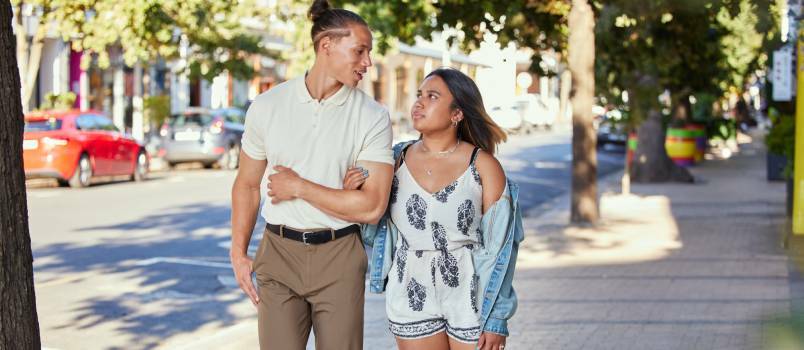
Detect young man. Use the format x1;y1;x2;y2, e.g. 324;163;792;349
229;2;393;349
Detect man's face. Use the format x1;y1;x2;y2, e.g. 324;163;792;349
325;24;373;88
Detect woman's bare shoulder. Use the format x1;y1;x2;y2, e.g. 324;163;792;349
475;150;505;201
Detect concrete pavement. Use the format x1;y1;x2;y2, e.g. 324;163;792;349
509;132;800;349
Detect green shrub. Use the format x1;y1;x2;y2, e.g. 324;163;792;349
765;107;795;177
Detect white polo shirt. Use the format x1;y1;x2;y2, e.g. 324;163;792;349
241;75;393;230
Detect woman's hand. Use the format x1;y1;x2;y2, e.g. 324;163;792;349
343;166;369;190
477;332;506;350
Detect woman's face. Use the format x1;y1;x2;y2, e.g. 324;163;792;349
410;75;460;133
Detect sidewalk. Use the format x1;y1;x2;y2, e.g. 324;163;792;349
156;134;800;350
510;134;801;349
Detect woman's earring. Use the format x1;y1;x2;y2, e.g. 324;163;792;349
452;120;458;127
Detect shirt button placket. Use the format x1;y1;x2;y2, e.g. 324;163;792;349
313;103;322;128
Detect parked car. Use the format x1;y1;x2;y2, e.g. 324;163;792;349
515;94;558;131
23;109;149;188
596;116;628;149
488;104;524;133
160;107;244;169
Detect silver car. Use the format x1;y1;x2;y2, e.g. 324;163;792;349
160;107;244;169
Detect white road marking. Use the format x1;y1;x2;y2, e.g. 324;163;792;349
506;174;559;186
534;161;567;169
217;274;238;288
167;176;186;183
134;257;230;269
29;191;62;199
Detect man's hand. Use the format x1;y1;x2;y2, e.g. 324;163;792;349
231;253;259;306
267;165;303;204
343;166;369;190
477;332;506;350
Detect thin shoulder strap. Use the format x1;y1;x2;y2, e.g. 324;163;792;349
469;147;480;166
398;143;414;169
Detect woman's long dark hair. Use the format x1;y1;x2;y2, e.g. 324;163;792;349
308;0;367;52
425;67;507;154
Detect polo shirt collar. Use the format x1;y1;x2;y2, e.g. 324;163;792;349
295;74;352;106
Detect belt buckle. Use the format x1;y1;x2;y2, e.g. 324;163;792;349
302;231;313;245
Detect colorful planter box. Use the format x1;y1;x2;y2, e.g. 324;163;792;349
666;125;705;167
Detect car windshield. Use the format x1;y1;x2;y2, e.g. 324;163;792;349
24;119;62;132
169;113;214;127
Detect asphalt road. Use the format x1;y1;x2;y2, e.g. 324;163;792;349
28;129;624;349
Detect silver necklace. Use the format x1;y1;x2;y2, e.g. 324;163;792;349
420;140;460;175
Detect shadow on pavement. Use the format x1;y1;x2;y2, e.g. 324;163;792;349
33;202;263;349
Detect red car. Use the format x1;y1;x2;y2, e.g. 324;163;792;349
23;109;149;188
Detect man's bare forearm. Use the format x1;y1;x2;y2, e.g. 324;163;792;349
297;180;387;224
231;181;262;258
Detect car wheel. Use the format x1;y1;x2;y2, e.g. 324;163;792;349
132;151;149;182
68;154;92;188
219;144;240;170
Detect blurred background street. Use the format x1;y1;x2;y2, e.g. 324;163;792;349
6;0;804;349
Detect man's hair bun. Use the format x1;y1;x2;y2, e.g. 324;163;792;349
308;0;331;22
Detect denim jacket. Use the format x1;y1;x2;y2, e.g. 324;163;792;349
361;141;524;337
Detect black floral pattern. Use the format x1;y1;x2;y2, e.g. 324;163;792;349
437;252;460;288
470;273;479;313
457;200;476;236
406;194;427;230
389;319;445;339
430;256;437;286
471;164;482;185
407;278;427;311
430;222;448;251
396;236;409;283
446;325;481;343
390;175;399;204
432;181;457;203
475;228;484;249
415;250;423;258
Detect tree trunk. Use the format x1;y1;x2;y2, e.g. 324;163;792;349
630;109;694;183
0;1;42;348
14;4;47;113
672;92;692;126
568;0;598;224
626;78;693;183
21;22;45;113
132;63;144;141
14;4;26;91
558;69;572;123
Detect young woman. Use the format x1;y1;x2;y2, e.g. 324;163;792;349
352;68;523;350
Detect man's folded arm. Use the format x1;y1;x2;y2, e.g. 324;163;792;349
298;160;393;224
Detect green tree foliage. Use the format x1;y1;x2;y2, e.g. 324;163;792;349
51;0;266;81
596;0;778;123
342;0;569;74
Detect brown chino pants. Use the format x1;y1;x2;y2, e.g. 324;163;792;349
253;226;367;350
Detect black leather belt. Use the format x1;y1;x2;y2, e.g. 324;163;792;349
266;223;360;245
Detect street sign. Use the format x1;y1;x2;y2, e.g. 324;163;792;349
773;46;794;101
